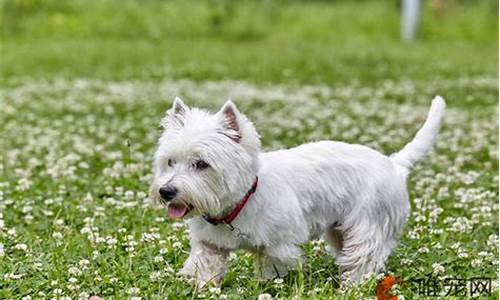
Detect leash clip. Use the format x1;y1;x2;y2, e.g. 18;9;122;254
224;223;249;239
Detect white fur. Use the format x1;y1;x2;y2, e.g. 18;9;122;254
150;96;446;287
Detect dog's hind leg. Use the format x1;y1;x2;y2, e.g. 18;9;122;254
334;218;394;286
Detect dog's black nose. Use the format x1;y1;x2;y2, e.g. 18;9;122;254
159;185;177;201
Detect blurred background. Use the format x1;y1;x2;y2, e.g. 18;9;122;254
1;0;498;84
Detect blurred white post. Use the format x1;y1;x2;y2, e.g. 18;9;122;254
401;0;421;41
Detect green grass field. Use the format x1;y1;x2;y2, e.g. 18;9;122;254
1;0;498;299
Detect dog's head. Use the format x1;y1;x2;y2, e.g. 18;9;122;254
150;97;260;219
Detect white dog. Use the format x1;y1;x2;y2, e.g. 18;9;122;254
149;96;446;287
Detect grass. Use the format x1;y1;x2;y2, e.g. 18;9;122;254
0;0;498;299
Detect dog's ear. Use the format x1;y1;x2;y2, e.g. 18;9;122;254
162;97;188;128
217;99;241;143
172;97;188;116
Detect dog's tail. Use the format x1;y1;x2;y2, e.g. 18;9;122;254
390;96;446;173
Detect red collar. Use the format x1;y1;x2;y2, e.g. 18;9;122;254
203;177;258;226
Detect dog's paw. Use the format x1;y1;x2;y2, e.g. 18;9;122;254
259;268;278;281
178;265;196;278
178;267;223;289
178;269;207;289
255;258;289;280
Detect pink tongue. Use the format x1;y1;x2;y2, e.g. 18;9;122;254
167;204;188;219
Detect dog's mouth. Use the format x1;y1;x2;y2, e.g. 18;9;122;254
167;202;194;219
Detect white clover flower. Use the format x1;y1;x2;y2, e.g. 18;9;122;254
141;232;160;242
433;243;442;249
257;292;273;300
106;237;118;246
14;243;28;251
16;178;32;191
21;205;32;214
54;219;65;226
124;190;134;200
52;232;63;240
487;234;498;247
457;248;468;258
127;287;140;294
149;271;162;282
432;263;445;274
408;230;420;239
84;193;93;202
257;293;273;300
80;227;92;234
115;186;124;195
79;259;90;267
471;259;482;267
418;247;429;253
414;214;426;223
68;267;82;276
228;252;238;262
4;273;24;280
429;228;444;235
78;162;89;169
53;288;63;295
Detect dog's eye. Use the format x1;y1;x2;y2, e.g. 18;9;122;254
168;159;175;167
194;160;209;170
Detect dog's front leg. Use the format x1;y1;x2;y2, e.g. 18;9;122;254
178;240;229;287
255;244;303;280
